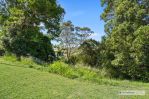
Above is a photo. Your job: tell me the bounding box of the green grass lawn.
[0,63,149,99]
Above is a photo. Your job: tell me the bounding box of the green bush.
[68,55,78,65]
[49,61,79,79]
[49,61,101,81]
[78,39,100,67]
[76,67,97,80]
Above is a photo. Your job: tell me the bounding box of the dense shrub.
[76,67,98,80]
[0,49,5,56]
[49,61,101,80]
[49,61,79,79]
[29,36,56,63]
[67,55,79,65]
[78,39,100,67]
[48,61,118,85]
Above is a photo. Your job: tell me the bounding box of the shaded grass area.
[0,64,149,99]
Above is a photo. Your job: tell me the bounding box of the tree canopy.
[0,0,64,61]
[100,0,149,81]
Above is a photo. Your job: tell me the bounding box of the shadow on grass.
[0,62,31,69]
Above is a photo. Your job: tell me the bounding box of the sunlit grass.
[0,56,149,98]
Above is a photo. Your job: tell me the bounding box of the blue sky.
[58,0,105,41]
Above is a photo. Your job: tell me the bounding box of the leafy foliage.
[0,0,64,62]
[58,21,78,61]
[58,21,94,62]
[49,61,79,79]
[78,39,100,67]
[100,0,149,81]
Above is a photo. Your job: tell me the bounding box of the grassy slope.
[0,64,149,99]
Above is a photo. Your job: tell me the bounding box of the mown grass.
[0,64,149,99]
[0,56,149,98]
